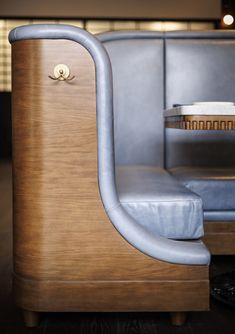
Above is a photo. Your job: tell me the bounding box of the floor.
[0,160,235,334]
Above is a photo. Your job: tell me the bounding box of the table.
[164,104,235,130]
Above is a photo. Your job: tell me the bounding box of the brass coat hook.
[49,64,75,81]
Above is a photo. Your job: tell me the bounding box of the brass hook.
[49,64,75,81]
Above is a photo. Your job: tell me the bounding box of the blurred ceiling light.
[223,14,234,25]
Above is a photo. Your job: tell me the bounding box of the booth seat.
[99,30,235,255]
[11,25,235,327]
[169,166,235,221]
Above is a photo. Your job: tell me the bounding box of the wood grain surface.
[14,274,209,312]
[11,39,209,313]
[204,221,235,254]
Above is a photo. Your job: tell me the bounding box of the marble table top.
[164,102,235,117]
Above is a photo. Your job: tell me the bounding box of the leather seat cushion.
[169,166,235,220]
[116,165,204,240]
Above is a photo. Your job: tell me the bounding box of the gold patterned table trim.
[165,115,235,130]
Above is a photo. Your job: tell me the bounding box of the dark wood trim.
[165,115,235,130]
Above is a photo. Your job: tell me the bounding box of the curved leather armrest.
[9,24,210,266]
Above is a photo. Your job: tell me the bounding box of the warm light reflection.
[223,14,234,26]
[0,19,215,92]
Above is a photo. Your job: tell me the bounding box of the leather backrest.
[165,31,235,168]
[99,32,164,166]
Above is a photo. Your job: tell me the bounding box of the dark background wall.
[0,93,11,158]
[0,0,221,19]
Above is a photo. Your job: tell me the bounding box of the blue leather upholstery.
[169,166,235,220]
[204,211,235,221]
[116,165,203,239]
[99,32,164,166]
[164,31,235,224]
[9,25,210,265]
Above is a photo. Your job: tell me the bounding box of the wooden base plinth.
[14,274,209,313]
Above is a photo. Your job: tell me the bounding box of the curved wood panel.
[12,39,208,311]
[13,274,209,312]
